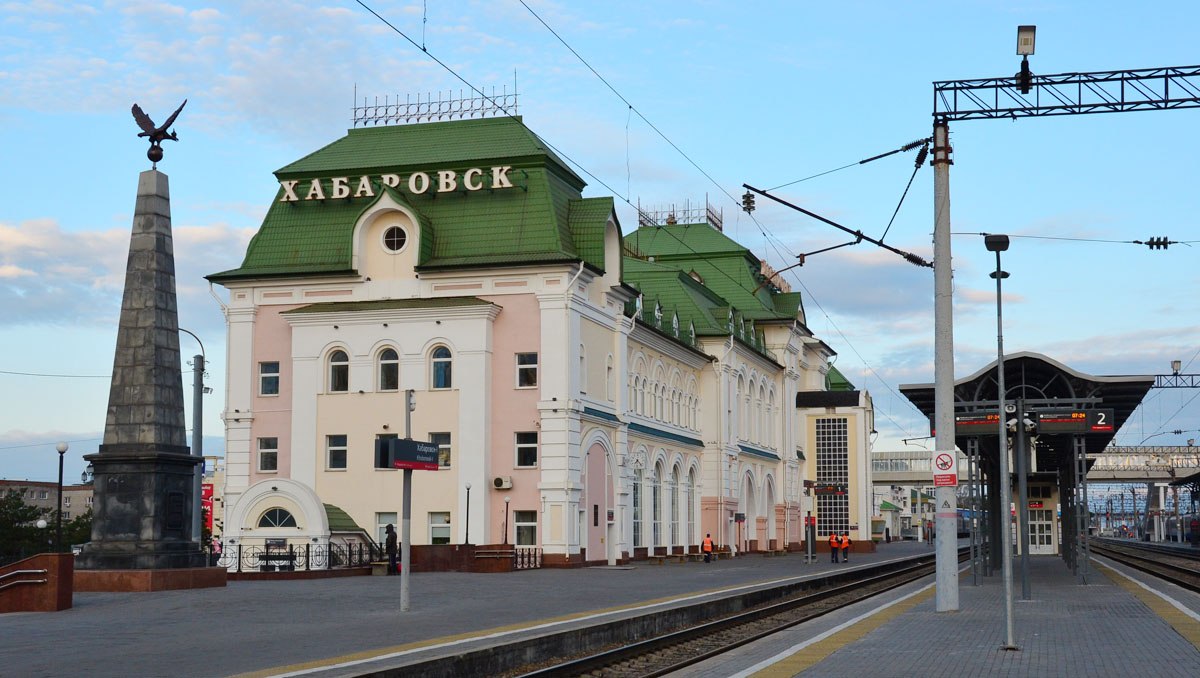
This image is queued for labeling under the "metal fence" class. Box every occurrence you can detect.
[513,547,542,570]
[211,542,382,573]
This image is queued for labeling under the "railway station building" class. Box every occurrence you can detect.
[207,114,873,567]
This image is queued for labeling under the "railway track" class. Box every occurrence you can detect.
[515,548,969,678]
[1092,539,1200,593]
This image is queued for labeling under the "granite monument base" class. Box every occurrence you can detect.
[76,447,207,570]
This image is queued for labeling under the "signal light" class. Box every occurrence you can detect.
[741,191,756,213]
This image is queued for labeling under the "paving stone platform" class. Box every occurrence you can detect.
[3,541,1197,677]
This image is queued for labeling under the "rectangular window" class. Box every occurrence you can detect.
[815,418,849,536]
[514,510,537,546]
[516,352,538,388]
[376,512,397,544]
[430,432,452,468]
[258,437,279,472]
[64,496,71,507]
[259,361,280,396]
[326,434,348,470]
[39,490,48,499]
[515,432,538,467]
[86,496,93,506]
[429,512,451,545]
[375,433,398,469]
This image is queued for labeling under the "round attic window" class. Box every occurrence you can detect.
[382,225,408,253]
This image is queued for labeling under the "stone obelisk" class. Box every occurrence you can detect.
[77,150,205,571]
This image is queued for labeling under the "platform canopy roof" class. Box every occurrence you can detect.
[899,352,1155,471]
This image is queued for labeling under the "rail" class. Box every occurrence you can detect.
[0,568,49,592]
[1092,538,1200,594]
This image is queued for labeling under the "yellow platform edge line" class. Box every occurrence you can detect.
[1093,560,1200,651]
[750,586,937,678]
[232,579,781,678]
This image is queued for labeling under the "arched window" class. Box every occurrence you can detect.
[431,346,452,389]
[328,349,349,393]
[687,468,697,546]
[652,464,662,548]
[378,348,399,391]
[633,468,643,547]
[258,508,297,528]
[669,466,679,547]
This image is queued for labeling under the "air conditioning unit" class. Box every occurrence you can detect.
[493,476,513,490]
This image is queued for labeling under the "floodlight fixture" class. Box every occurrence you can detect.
[1017,25,1036,56]
[984,234,1010,252]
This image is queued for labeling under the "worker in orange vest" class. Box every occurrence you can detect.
[702,533,714,563]
[828,532,840,563]
[840,532,853,563]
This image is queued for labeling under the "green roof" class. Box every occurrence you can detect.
[209,117,615,283]
[879,500,901,511]
[623,224,799,322]
[283,297,495,315]
[324,503,367,533]
[826,365,856,391]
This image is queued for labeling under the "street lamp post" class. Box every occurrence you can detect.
[465,483,471,545]
[55,442,68,553]
[504,497,511,545]
[986,233,1017,650]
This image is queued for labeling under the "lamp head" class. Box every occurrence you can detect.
[55,441,69,454]
[504,497,510,504]
[1017,25,1036,56]
[465,482,471,490]
[1172,359,1182,374]
[984,234,1010,252]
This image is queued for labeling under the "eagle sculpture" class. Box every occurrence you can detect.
[131,99,187,165]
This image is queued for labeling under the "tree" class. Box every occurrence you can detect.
[62,508,93,547]
[0,490,51,561]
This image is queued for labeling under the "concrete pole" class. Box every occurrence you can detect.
[931,119,959,612]
[401,389,414,612]
[192,353,204,546]
[992,244,1017,649]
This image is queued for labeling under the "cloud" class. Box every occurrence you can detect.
[0,216,251,330]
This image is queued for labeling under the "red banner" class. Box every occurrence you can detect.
[202,483,214,531]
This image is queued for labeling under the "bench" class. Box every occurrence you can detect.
[764,549,788,557]
[647,555,668,565]
[258,552,296,572]
[687,552,707,562]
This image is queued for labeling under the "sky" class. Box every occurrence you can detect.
[2,1,1199,484]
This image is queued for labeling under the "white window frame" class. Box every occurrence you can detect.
[515,431,538,468]
[431,346,453,390]
[378,348,399,392]
[259,361,280,396]
[430,432,452,468]
[514,510,538,546]
[515,352,538,388]
[376,512,397,544]
[428,511,451,544]
[258,437,279,473]
[328,349,349,393]
[326,434,348,470]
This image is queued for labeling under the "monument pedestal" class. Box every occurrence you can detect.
[76,448,207,570]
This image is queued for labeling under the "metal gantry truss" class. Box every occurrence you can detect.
[934,65,1200,121]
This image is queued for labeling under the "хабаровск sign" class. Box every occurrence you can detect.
[278,166,516,202]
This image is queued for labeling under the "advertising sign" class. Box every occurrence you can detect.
[201,483,214,531]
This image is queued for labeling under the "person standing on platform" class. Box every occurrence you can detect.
[385,524,398,575]
[828,532,840,563]
[702,533,714,563]
[840,532,852,563]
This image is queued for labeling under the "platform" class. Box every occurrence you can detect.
[682,552,1200,677]
[2,541,1197,677]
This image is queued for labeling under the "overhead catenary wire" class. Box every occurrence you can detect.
[358,1,927,440]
